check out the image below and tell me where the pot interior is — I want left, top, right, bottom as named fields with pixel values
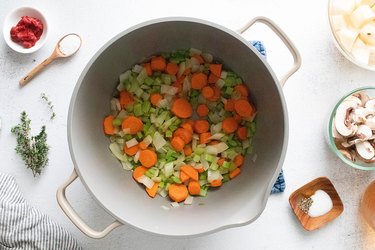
left=68, top=18, right=287, bottom=236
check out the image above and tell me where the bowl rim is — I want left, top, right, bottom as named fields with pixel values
left=327, top=0, right=375, bottom=71
left=2, top=6, right=48, bottom=54
left=327, top=86, right=375, bottom=170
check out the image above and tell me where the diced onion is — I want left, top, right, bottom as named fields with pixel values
left=184, top=195, right=194, bottom=205
left=190, top=48, right=202, bottom=55
left=137, top=175, right=155, bottom=189
left=171, top=202, right=180, bottom=207
left=119, top=70, right=131, bottom=83
left=153, top=132, right=167, bottom=150
left=142, top=135, right=153, bottom=147
left=202, top=53, right=213, bottom=63
left=209, top=133, right=225, bottom=140
left=121, top=161, right=133, bottom=171
left=133, top=151, right=140, bottom=163
left=132, top=64, right=143, bottom=73
left=161, top=85, right=178, bottom=95
left=220, top=70, right=227, bottom=79
left=205, top=142, right=229, bottom=155
left=159, top=189, right=168, bottom=198
left=109, top=142, right=126, bottom=162
left=207, top=170, right=223, bottom=182
left=164, top=162, right=174, bottom=178
left=216, top=79, right=226, bottom=89
left=126, top=138, right=138, bottom=148
left=110, top=98, right=121, bottom=112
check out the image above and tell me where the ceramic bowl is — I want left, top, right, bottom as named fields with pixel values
left=327, top=86, right=375, bottom=170
left=3, top=6, right=48, bottom=53
left=328, top=0, right=375, bottom=71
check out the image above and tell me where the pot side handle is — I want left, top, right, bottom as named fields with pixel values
left=56, top=169, right=122, bottom=239
left=238, top=16, right=301, bottom=87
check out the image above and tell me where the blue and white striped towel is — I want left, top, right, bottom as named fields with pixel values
left=251, top=41, right=286, bottom=194
left=0, top=173, right=81, bottom=250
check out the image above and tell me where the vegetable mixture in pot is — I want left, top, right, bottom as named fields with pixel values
left=103, top=48, right=257, bottom=204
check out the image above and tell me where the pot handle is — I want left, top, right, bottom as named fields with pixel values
left=56, top=169, right=122, bottom=239
left=238, top=16, right=301, bottom=87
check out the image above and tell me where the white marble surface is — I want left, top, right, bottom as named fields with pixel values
left=1, top=0, right=375, bottom=249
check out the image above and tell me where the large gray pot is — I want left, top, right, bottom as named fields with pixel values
left=57, top=16, right=301, bottom=238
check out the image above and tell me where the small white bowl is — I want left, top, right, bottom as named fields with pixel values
left=3, top=6, right=48, bottom=53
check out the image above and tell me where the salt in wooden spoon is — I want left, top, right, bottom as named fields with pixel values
left=19, top=33, right=82, bottom=86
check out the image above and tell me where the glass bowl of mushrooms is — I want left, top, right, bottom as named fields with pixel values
left=328, top=86, right=375, bottom=170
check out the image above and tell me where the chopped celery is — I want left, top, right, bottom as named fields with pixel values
left=142, top=101, right=151, bottom=114
left=199, top=186, right=208, bottom=197
left=144, top=77, right=154, bottom=86
left=199, top=171, right=207, bottom=180
left=225, top=76, right=236, bottom=86
left=161, top=74, right=172, bottom=85
left=165, top=130, right=173, bottom=138
left=225, top=87, right=233, bottom=95
left=193, top=154, right=201, bottom=162
left=228, top=140, right=238, bottom=147
left=159, top=182, right=165, bottom=188
left=222, top=174, right=230, bottom=183
left=170, top=175, right=181, bottom=184
left=204, top=154, right=215, bottom=162
left=133, top=103, right=143, bottom=116
left=112, top=118, right=122, bottom=127
left=194, top=147, right=205, bottom=155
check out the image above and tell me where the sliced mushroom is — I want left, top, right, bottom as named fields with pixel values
left=365, top=99, right=375, bottom=113
left=365, top=116, right=375, bottom=130
left=356, top=124, right=373, bottom=140
left=344, top=95, right=362, bottom=106
left=355, top=141, right=375, bottom=160
left=353, top=91, right=370, bottom=106
left=334, top=100, right=359, bottom=137
left=351, top=107, right=371, bottom=123
left=332, top=117, right=344, bottom=140
left=339, top=149, right=356, bottom=161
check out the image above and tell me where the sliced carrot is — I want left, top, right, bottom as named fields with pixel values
left=208, top=73, right=220, bottom=84
left=171, top=136, right=185, bottom=151
left=234, top=99, right=255, bottom=118
left=183, top=146, right=193, bottom=156
left=179, top=171, right=190, bottom=183
left=210, top=179, right=222, bottom=187
left=146, top=182, right=159, bottom=198
left=173, top=128, right=192, bottom=144
left=209, top=64, right=222, bottom=77
left=121, top=116, right=143, bottom=135
left=139, top=149, right=157, bottom=168
left=171, top=98, right=193, bottom=118
left=234, top=84, right=249, bottom=97
left=236, top=126, right=248, bottom=140
left=168, top=184, right=189, bottom=202
left=150, top=56, right=166, bottom=71
left=191, top=72, right=208, bottom=90
left=165, top=62, right=179, bottom=75
left=143, top=63, right=152, bottom=76
left=194, top=120, right=210, bottom=134
left=206, top=86, right=220, bottom=102
left=233, top=154, right=244, bottom=167
left=180, top=122, right=194, bottom=134
left=185, top=119, right=195, bottom=127
left=124, top=143, right=139, bottom=156
left=199, top=132, right=212, bottom=144
left=180, top=165, right=198, bottom=181
left=224, top=98, right=235, bottom=112
left=192, top=54, right=204, bottom=64
left=188, top=181, right=201, bottom=196
left=133, top=166, right=148, bottom=182
left=103, top=115, right=115, bottom=135
left=150, top=93, right=163, bottom=106
left=196, top=104, right=209, bottom=117
left=222, top=117, right=238, bottom=134
left=229, top=168, right=241, bottom=179
left=119, top=90, right=134, bottom=108
left=202, top=86, right=214, bottom=99
left=139, top=141, right=148, bottom=150
left=217, top=158, right=225, bottom=166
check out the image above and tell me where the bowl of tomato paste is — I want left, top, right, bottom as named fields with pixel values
left=3, top=6, right=48, bottom=53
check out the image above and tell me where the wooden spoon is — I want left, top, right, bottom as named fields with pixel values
left=19, top=33, right=82, bottom=86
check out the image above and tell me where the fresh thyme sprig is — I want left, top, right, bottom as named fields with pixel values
left=41, top=93, right=56, bottom=120
left=11, top=111, right=49, bottom=176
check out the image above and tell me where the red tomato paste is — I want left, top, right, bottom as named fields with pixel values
left=10, top=16, right=44, bottom=48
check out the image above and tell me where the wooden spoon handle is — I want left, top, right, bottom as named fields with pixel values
left=19, top=54, right=58, bottom=86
